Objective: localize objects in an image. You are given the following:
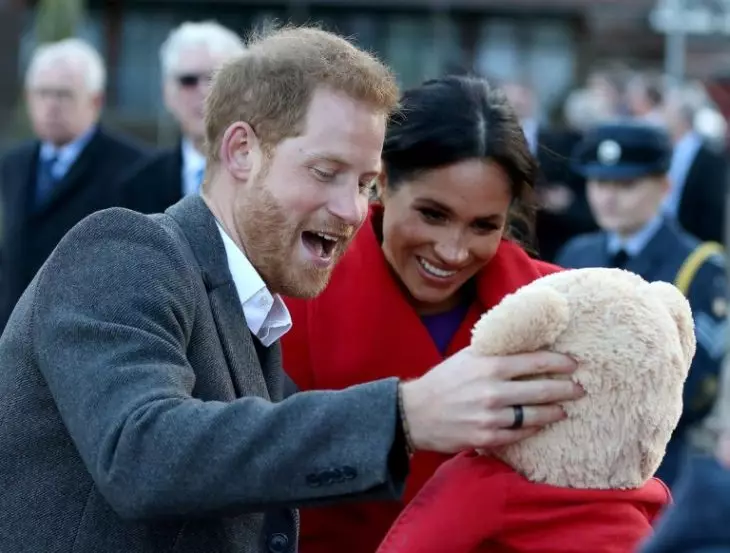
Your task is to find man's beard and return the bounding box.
[236,181,353,299]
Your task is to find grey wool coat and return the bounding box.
[0,195,409,553]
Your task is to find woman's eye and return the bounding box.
[418,207,445,222]
[472,221,499,233]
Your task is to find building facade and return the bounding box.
[8,0,730,144]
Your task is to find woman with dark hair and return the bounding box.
[281,75,561,553]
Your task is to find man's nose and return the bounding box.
[327,184,367,228]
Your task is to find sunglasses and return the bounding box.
[175,73,212,88]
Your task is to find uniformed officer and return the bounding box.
[556,121,727,488]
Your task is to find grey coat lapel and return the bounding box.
[165,195,271,400]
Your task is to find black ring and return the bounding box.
[510,405,524,429]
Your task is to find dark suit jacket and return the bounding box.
[118,144,184,214]
[0,126,149,332]
[676,142,727,244]
[0,195,408,553]
[556,219,726,487]
[534,127,598,262]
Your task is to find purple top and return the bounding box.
[421,302,471,355]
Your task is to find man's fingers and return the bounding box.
[490,351,577,380]
[491,404,567,429]
[489,379,583,408]
[479,427,540,448]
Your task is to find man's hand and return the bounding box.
[400,347,582,453]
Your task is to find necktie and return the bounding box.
[610,249,629,269]
[35,154,59,208]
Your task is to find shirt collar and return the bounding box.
[675,130,702,151]
[40,125,96,167]
[607,214,664,257]
[215,222,292,346]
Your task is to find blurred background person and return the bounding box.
[118,21,245,214]
[503,80,598,262]
[586,65,630,119]
[625,71,666,126]
[0,37,148,333]
[662,83,727,243]
[556,121,726,488]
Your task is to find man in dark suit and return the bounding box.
[556,121,726,488]
[0,27,583,553]
[119,21,245,214]
[663,85,727,243]
[0,38,149,332]
[502,81,597,261]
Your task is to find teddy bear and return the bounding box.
[377,267,696,553]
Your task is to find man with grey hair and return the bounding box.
[119,20,246,214]
[0,37,148,332]
[662,83,726,243]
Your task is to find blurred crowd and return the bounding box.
[503,69,727,262]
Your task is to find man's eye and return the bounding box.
[311,168,335,181]
[359,179,375,194]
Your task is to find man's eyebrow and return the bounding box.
[303,151,381,177]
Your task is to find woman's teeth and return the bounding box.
[418,257,457,278]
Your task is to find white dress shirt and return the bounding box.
[182,139,206,197]
[216,223,292,346]
[663,131,702,218]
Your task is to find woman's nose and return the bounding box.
[434,237,469,266]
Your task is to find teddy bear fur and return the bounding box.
[471,267,696,490]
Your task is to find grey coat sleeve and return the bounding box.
[31,209,408,521]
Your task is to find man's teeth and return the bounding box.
[315,231,339,243]
[418,258,457,278]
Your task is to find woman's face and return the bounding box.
[379,158,512,314]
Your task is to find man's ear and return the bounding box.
[220,121,259,183]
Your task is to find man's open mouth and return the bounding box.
[301,231,340,259]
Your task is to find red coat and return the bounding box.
[377,451,671,553]
[282,206,562,553]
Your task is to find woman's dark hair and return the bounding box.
[382,75,538,248]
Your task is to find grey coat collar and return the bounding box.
[165,194,232,290]
[163,194,280,400]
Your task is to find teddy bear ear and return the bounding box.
[471,284,570,356]
[648,280,697,369]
